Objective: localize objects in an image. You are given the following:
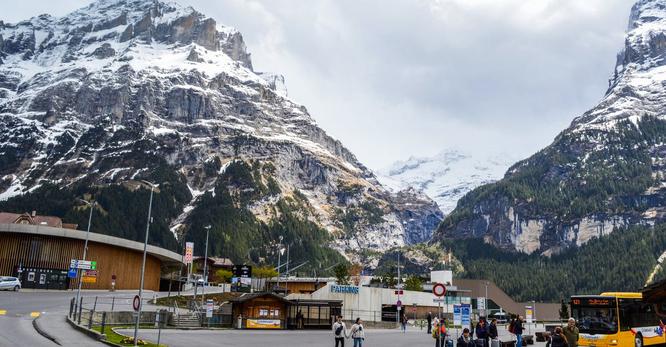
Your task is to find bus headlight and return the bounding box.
[610,339,618,345]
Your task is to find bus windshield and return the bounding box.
[572,299,618,334]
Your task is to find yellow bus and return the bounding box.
[571,292,665,347]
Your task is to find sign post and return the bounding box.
[525,305,534,334]
[477,297,486,317]
[433,283,446,321]
[184,242,194,284]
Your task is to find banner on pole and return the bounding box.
[525,306,534,323]
[184,242,194,264]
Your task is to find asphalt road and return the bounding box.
[117,327,549,347]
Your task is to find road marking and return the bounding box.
[30,312,40,318]
[0,310,5,315]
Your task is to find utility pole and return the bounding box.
[134,181,157,347]
[201,225,211,307]
[75,199,95,314]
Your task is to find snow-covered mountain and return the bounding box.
[0,0,441,265]
[378,150,516,214]
[435,0,666,255]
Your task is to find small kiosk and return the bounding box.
[231,293,292,329]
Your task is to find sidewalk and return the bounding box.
[37,312,106,346]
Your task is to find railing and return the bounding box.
[68,295,170,338]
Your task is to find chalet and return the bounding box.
[0,211,78,229]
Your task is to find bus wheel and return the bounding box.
[635,335,643,347]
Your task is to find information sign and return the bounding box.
[184,242,194,264]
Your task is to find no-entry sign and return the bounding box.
[433,283,446,297]
[133,295,141,312]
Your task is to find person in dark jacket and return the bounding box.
[427,312,433,334]
[475,318,489,347]
[488,318,499,340]
[458,328,474,347]
[514,316,525,347]
[546,327,569,347]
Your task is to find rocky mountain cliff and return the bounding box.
[0,0,440,267]
[435,0,666,256]
[378,149,516,215]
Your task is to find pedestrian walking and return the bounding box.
[333,315,347,347]
[488,318,498,340]
[427,312,433,334]
[458,328,475,347]
[546,327,569,347]
[296,310,304,329]
[350,318,365,347]
[401,313,408,333]
[562,318,579,347]
[514,315,525,347]
[475,317,489,347]
[432,318,448,347]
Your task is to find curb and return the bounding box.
[32,316,62,346]
[65,316,107,341]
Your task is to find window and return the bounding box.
[619,298,661,330]
[27,272,35,282]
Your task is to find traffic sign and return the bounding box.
[133,295,141,312]
[70,259,97,270]
[394,290,403,295]
[433,283,446,297]
[206,299,214,318]
[433,298,447,303]
[396,300,402,307]
[67,268,77,278]
[83,270,97,277]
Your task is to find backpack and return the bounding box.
[335,325,344,336]
[508,322,515,334]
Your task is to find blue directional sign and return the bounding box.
[67,268,78,278]
[461,304,471,326]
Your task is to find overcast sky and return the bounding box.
[3,0,636,170]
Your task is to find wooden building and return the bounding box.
[231,293,291,329]
[0,221,183,291]
[267,277,335,294]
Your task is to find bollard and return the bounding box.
[78,297,83,325]
[111,297,115,312]
[69,298,75,318]
[93,296,98,312]
[88,310,94,329]
[101,312,106,335]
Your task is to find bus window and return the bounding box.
[572,305,618,334]
[619,298,661,330]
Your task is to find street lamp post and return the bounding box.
[133,181,157,347]
[277,236,283,292]
[201,225,211,308]
[75,199,95,314]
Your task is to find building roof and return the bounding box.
[229,292,292,304]
[267,277,336,283]
[0,222,183,265]
[0,212,66,228]
[193,256,234,267]
[642,279,666,303]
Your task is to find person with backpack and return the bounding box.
[432,318,448,347]
[333,315,347,347]
[400,312,408,333]
[458,328,475,347]
[546,327,569,347]
[514,316,525,347]
[350,318,365,347]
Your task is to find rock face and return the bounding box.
[0,0,441,263]
[378,149,517,214]
[434,0,666,255]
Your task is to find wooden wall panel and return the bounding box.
[0,233,161,291]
